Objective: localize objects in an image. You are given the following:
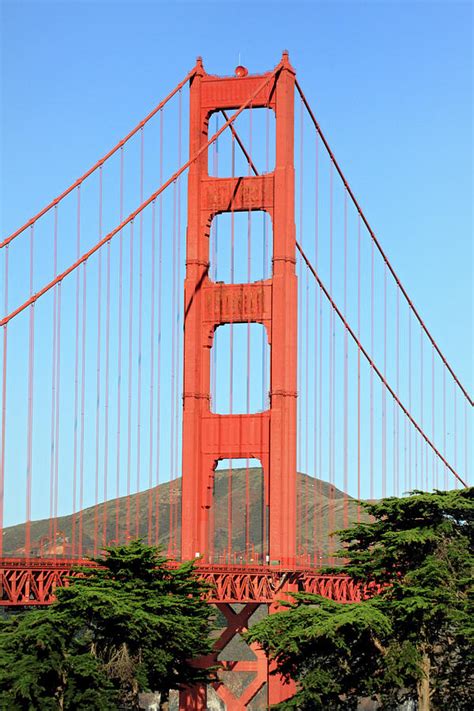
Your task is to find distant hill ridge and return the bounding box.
[2,468,364,559]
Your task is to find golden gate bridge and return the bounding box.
[0,53,471,708]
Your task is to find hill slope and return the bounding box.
[2,469,365,560]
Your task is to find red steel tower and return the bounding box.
[181,52,297,570]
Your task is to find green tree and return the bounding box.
[246,487,474,710]
[0,540,215,710]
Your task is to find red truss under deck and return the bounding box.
[0,558,372,607]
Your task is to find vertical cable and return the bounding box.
[443,367,447,488]
[126,221,134,541]
[116,147,124,543]
[94,171,103,556]
[155,110,164,547]
[25,225,35,557]
[72,187,81,555]
[305,262,310,559]
[420,328,424,489]
[136,127,145,538]
[453,381,457,488]
[298,98,305,560]
[169,181,177,555]
[78,259,87,556]
[313,132,320,557]
[318,285,323,558]
[343,190,348,528]
[395,287,400,495]
[328,161,334,562]
[431,347,435,489]
[49,209,58,546]
[228,132,236,561]
[464,399,469,486]
[103,235,111,545]
[313,280,318,560]
[54,279,61,549]
[245,108,252,561]
[408,310,412,491]
[174,94,182,555]
[357,216,361,519]
[0,245,7,557]
[148,199,156,545]
[382,264,387,498]
[370,239,374,499]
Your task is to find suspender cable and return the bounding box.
[25,225,35,558]
[54,280,61,549]
[0,245,7,557]
[245,108,252,561]
[420,327,424,490]
[443,367,447,489]
[370,240,374,499]
[395,287,400,495]
[465,400,469,485]
[297,99,304,559]
[305,262,310,559]
[170,181,177,556]
[357,216,361,519]
[313,281,318,559]
[228,132,236,562]
[328,161,334,562]
[454,382,457,487]
[136,127,145,539]
[148,200,156,545]
[343,190,348,529]
[116,147,124,544]
[314,132,320,558]
[1,70,279,329]
[295,80,473,407]
[175,93,183,556]
[382,264,387,498]
[49,208,58,546]
[296,239,467,487]
[431,347,435,489]
[103,235,111,547]
[1,68,198,250]
[209,113,218,560]
[79,260,87,555]
[409,310,412,491]
[156,111,164,547]
[94,170,103,556]
[126,221,134,541]
[72,188,81,555]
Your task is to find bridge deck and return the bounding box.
[0,558,370,606]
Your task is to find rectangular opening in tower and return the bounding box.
[210,211,272,284]
[209,458,266,565]
[211,323,270,414]
[208,108,275,177]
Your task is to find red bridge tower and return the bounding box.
[181,53,297,568]
[180,53,298,708]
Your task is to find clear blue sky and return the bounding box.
[0,1,472,529]
[2,0,471,387]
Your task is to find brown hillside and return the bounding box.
[2,469,366,562]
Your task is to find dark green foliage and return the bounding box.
[0,541,214,709]
[247,488,474,710]
[246,595,392,710]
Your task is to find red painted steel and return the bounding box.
[0,558,372,606]
[181,53,298,569]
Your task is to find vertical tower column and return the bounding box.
[181,53,297,567]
